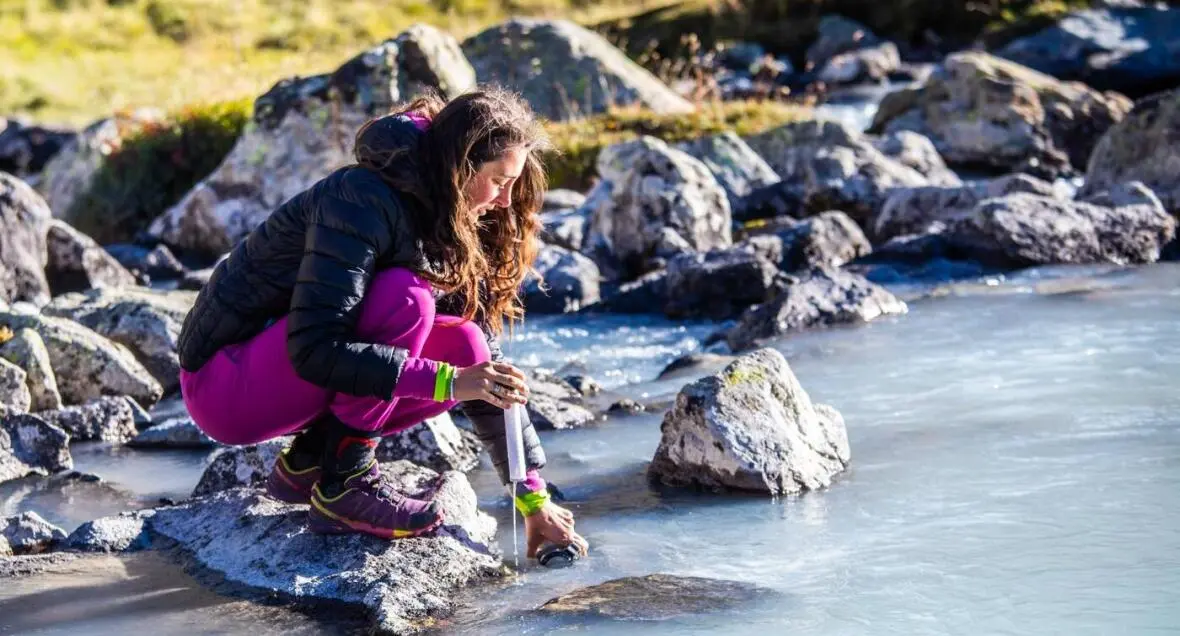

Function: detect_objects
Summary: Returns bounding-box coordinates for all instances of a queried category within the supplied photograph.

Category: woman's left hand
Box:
[525,501,589,559]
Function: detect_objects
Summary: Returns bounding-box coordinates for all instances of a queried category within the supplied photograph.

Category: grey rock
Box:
[178,266,215,291]
[725,267,907,352]
[871,131,961,187]
[43,287,196,395]
[539,207,589,252]
[818,41,900,85]
[0,327,63,411]
[192,438,289,497]
[595,269,668,314]
[128,416,216,449]
[526,370,596,430]
[0,413,71,483]
[0,358,30,417]
[1083,88,1180,214]
[1,511,67,554]
[65,511,153,552]
[874,174,1057,242]
[663,247,780,320]
[0,118,77,177]
[44,220,138,295]
[657,352,737,381]
[540,573,774,620]
[806,15,882,70]
[0,310,162,408]
[542,189,586,211]
[0,172,51,306]
[777,211,872,272]
[376,413,479,473]
[675,131,781,209]
[0,535,9,556]
[104,243,187,281]
[461,18,692,121]
[35,396,138,443]
[563,375,603,397]
[649,348,850,494]
[0,552,83,578]
[524,244,601,314]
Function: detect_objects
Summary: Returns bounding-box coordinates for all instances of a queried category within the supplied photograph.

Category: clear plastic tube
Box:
[504,403,527,483]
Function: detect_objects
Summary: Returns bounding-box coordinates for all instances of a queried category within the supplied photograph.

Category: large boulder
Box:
[0,327,63,412]
[42,287,196,395]
[584,137,732,281]
[724,267,907,352]
[869,52,1132,178]
[1,512,67,555]
[1083,89,1180,214]
[148,25,475,257]
[662,246,780,320]
[461,19,692,121]
[0,358,30,417]
[35,396,138,444]
[674,131,781,210]
[44,219,138,295]
[0,118,77,178]
[376,413,479,473]
[776,211,872,272]
[523,244,601,314]
[0,311,162,408]
[648,348,850,495]
[0,172,52,307]
[999,6,1180,98]
[874,173,1057,242]
[0,413,72,484]
[743,120,929,227]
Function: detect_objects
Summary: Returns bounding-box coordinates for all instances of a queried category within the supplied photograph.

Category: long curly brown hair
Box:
[353,88,551,336]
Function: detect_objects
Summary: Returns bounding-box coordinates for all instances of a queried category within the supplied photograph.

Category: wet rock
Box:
[539,207,589,252]
[649,348,850,495]
[542,189,586,211]
[744,120,928,227]
[0,358,30,417]
[870,131,961,187]
[724,267,907,352]
[376,413,479,473]
[663,247,780,320]
[0,327,63,412]
[104,243,187,282]
[35,396,138,443]
[1083,88,1180,214]
[874,174,1057,242]
[148,25,474,257]
[523,244,601,314]
[594,269,668,314]
[869,52,1132,178]
[563,375,603,397]
[606,399,645,415]
[152,462,499,634]
[540,573,773,620]
[526,371,596,430]
[44,220,137,295]
[128,416,216,449]
[675,131,781,209]
[65,511,153,553]
[584,137,732,281]
[999,6,1180,98]
[0,310,162,408]
[0,552,83,577]
[191,438,289,497]
[776,211,872,272]
[1,511,67,554]
[0,413,71,483]
[42,287,195,395]
[462,18,692,121]
[0,172,52,306]
[818,41,900,85]
[943,182,1176,268]
[0,118,77,177]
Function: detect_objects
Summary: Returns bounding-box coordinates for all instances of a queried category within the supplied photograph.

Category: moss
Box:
[66,98,252,245]
[723,365,767,388]
[543,100,809,190]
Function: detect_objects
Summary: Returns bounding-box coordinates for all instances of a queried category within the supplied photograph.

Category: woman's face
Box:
[463,145,528,219]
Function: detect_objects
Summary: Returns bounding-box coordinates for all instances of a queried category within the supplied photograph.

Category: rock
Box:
[1,511,67,554]
[563,375,603,397]
[744,120,928,227]
[128,416,217,449]
[42,287,195,395]
[542,189,586,211]
[178,266,215,291]
[0,358,30,417]
[594,269,668,314]
[806,15,882,71]
[731,180,806,223]
[151,463,499,634]
[540,574,773,620]
[1083,88,1180,214]
[523,244,601,313]
[871,131,961,186]
[943,183,1176,268]
[724,267,907,352]
[148,25,475,257]
[461,18,692,121]
[818,42,901,85]
[0,172,52,306]
[874,174,1057,242]
[657,352,737,380]
[648,348,850,495]
[606,399,645,415]
[0,536,9,556]
[0,327,63,411]
[44,219,138,295]
[999,7,1180,98]
[104,243,187,282]
[663,247,780,320]
[0,310,162,408]
[868,52,1133,178]
[376,413,479,473]
[777,211,872,272]
[674,131,781,209]
[539,207,589,252]
[0,552,83,578]
[0,118,77,177]
[191,438,289,497]
[0,414,71,483]
[585,137,732,281]
[526,370,596,430]
[65,511,153,552]
[35,396,138,443]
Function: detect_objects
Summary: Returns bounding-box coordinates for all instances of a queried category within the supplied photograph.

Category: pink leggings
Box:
[179,268,489,445]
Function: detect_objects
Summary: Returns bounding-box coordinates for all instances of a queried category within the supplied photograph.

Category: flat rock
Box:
[128,416,217,449]
[874,174,1057,242]
[35,396,139,443]
[1,511,67,554]
[649,348,850,495]
[540,573,773,620]
[0,552,82,578]
[0,172,52,306]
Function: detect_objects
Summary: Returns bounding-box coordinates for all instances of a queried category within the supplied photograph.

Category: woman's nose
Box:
[494,189,512,208]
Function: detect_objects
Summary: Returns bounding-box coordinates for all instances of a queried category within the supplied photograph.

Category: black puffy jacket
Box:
[176,115,545,483]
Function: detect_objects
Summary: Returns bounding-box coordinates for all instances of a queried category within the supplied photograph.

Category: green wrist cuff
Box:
[514,489,550,517]
[433,363,454,402]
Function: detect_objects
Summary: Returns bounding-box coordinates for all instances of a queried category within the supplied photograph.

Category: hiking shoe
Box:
[265,448,321,504]
[308,462,444,539]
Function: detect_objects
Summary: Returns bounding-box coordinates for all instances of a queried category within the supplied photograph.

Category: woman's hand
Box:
[525,502,589,559]
[453,361,530,409]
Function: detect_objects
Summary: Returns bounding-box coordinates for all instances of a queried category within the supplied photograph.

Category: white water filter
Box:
[504,403,527,483]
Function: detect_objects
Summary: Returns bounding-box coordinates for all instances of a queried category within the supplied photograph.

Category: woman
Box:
[176,88,588,559]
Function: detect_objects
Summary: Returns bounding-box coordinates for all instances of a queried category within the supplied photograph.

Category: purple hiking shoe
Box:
[265,448,321,504]
[308,461,444,539]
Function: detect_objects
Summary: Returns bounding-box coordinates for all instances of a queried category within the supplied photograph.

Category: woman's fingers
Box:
[494,362,527,381]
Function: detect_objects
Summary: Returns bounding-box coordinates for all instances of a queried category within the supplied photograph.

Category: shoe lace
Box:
[358,469,405,505]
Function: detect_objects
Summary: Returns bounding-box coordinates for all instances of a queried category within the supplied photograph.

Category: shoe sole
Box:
[307,498,444,539]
